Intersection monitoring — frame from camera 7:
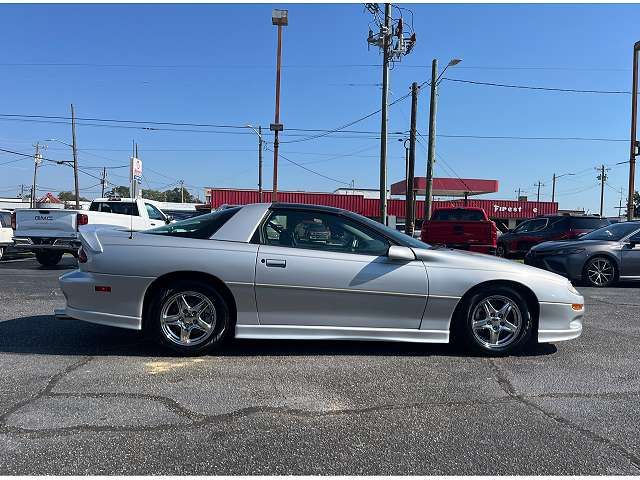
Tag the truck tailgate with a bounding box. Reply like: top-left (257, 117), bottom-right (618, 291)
top-left (424, 221), bottom-right (493, 246)
top-left (15, 209), bottom-right (79, 239)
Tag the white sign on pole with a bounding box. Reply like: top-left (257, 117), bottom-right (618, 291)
top-left (130, 157), bottom-right (143, 184)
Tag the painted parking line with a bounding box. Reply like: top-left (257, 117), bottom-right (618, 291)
top-left (0, 258), bottom-right (36, 263)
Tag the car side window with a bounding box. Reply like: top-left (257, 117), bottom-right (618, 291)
top-left (528, 219), bottom-right (548, 232)
top-left (628, 231), bottom-right (640, 242)
top-left (514, 221), bottom-right (531, 233)
top-left (145, 203), bottom-right (165, 221)
top-left (261, 209), bottom-right (390, 256)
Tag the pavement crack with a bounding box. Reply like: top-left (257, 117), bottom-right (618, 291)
top-left (0, 395), bottom-right (515, 437)
top-left (0, 355), bottom-right (93, 424)
top-left (487, 358), bottom-right (640, 471)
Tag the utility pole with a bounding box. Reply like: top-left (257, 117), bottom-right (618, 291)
top-left (534, 181), bottom-right (545, 203)
top-left (101, 167), bottom-right (107, 197)
top-left (31, 143), bottom-right (42, 208)
top-left (71, 104), bottom-right (80, 209)
top-left (424, 59), bottom-right (438, 222)
top-left (597, 164), bottom-right (610, 217)
top-left (628, 41), bottom-right (640, 220)
top-left (406, 81), bottom-right (418, 236)
top-left (378, 3), bottom-right (391, 225)
top-left (365, 3), bottom-right (417, 224)
top-left (515, 188), bottom-right (522, 200)
top-left (551, 174), bottom-right (557, 204)
top-left (270, 9), bottom-right (287, 203)
top-left (179, 180), bottom-right (185, 203)
top-left (258, 126), bottom-right (263, 202)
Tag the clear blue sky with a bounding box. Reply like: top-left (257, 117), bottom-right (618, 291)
top-left (0, 3), bottom-right (638, 215)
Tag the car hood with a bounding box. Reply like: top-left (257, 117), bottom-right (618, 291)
top-left (531, 239), bottom-right (614, 252)
top-left (412, 246), bottom-right (570, 286)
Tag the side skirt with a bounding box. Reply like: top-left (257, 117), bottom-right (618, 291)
top-left (235, 324), bottom-right (449, 343)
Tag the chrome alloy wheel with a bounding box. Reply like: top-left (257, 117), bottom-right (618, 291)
top-left (160, 291), bottom-right (217, 346)
top-left (471, 295), bottom-right (522, 349)
top-left (586, 258), bottom-right (615, 287)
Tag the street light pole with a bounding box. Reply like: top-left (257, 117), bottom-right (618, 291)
top-left (628, 40), bottom-right (640, 221)
top-left (271, 9), bottom-right (288, 203)
top-left (551, 172), bottom-right (574, 204)
top-left (31, 143), bottom-right (41, 208)
top-left (424, 58), bottom-right (461, 222)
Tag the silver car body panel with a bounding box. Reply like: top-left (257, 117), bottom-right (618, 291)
top-left (59, 203), bottom-right (584, 345)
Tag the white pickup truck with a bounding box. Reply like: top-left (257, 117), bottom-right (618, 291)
top-left (12, 197), bottom-right (172, 266)
top-left (0, 210), bottom-right (14, 260)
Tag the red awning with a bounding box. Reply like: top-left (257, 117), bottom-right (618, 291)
top-left (390, 177), bottom-right (499, 197)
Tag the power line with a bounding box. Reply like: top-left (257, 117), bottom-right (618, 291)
top-left (443, 77), bottom-right (632, 95)
top-left (264, 145), bottom-right (350, 185)
top-left (436, 133), bottom-right (627, 143)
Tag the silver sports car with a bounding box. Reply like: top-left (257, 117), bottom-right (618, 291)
top-left (58, 203), bottom-right (584, 356)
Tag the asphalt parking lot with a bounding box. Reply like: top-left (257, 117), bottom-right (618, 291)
top-left (0, 255), bottom-right (639, 475)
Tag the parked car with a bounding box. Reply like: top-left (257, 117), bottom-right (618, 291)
top-left (525, 221), bottom-right (640, 287)
top-left (497, 215), bottom-right (610, 259)
top-left (12, 197), bottom-right (171, 266)
top-left (420, 207), bottom-right (497, 254)
top-left (0, 209), bottom-right (13, 260)
top-left (57, 202), bottom-right (583, 356)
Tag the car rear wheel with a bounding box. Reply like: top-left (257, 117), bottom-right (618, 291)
top-left (148, 280), bottom-right (231, 355)
top-left (495, 243), bottom-right (507, 258)
top-left (0, 247), bottom-right (4, 260)
top-left (35, 251), bottom-right (63, 267)
top-left (458, 285), bottom-right (532, 355)
top-left (583, 256), bottom-right (616, 287)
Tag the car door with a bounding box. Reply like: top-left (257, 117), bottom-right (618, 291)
top-left (620, 230), bottom-right (640, 278)
top-left (515, 218), bottom-right (549, 253)
top-left (254, 208), bottom-right (428, 329)
top-left (144, 203), bottom-right (166, 228)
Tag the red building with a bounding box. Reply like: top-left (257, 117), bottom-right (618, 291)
top-left (206, 176), bottom-right (557, 230)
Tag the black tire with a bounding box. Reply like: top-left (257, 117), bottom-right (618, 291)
top-left (495, 243), bottom-right (507, 258)
top-left (0, 247), bottom-right (4, 261)
top-left (457, 285), bottom-right (533, 356)
top-left (582, 256), bottom-right (617, 288)
top-left (35, 250), bottom-right (64, 267)
top-left (147, 280), bottom-right (231, 356)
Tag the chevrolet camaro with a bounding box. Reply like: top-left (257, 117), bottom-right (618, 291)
top-left (58, 203), bottom-right (584, 356)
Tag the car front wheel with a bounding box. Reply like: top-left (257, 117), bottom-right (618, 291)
top-left (583, 256), bottom-right (616, 287)
top-left (459, 285), bottom-right (532, 355)
top-left (148, 280), bottom-right (231, 355)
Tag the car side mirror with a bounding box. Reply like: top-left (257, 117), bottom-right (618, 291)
top-left (165, 215), bottom-right (173, 224)
top-left (387, 245), bottom-right (415, 261)
top-left (627, 241), bottom-right (637, 249)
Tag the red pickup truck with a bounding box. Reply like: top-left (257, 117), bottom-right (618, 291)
top-left (420, 207), bottom-right (497, 254)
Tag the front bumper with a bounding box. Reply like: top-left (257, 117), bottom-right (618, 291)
top-left (524, 250), bottom-right (585, 281)
top-left (58, 269), bottom-right (153, 330)
top-left (537, 301), bottom-right (583, 343)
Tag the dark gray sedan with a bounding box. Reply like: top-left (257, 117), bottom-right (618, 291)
top-left (525, 221), bottom-right (640, 287)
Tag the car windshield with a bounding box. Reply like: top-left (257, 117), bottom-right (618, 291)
top-left (581, 222), bottom-right (640, 241)
top-left (346, 212), bottom-right (431, 249)
top-left (145, 207), bottom-right (240, 239)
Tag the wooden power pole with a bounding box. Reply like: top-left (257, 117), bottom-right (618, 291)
top-left (71, 104), bottom-right (80, 209)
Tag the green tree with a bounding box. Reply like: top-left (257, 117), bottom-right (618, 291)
top-left (141, 189), bottom-right (165, 201)
top-left (58, 191), bottom-right (89, 202)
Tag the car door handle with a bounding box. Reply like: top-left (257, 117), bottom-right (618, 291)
top-left (264, 258), bottom-right (286, 268)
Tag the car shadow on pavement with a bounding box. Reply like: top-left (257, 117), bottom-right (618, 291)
top-left (0, 315), bottom-right (557, 358)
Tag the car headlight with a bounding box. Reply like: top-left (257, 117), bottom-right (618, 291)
top-left (567, 283), bottom-right (580, 296)
top-left (554, 247), bottom-right (586, 255)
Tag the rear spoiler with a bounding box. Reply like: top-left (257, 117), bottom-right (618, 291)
top-left (77, 225), bottom-right (105, 253)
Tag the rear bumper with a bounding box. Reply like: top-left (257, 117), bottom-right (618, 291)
top-left (58, 269), bottom-right (152, 330)
top-left (13, 237), bottom-right (80, 253)
top-left (537, 301), bottom-right (583, 343)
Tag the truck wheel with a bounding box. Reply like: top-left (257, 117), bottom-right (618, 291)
top-left (35, 251), bottom-right (64, 267)
top-left (0, 247), bottom-right (3, 261)
top-left (496, 243), bottom-right (507, 258)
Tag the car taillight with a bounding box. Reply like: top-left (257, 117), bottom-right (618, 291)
top-left (76, 213), bottom-right (89, 231)
top-left (10, 211), bottom-right (16, 230)
top-left (78, 246), bottom-right (88, 263)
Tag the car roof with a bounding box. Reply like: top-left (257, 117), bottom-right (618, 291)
top-left (270, 202), bottom-right (347, 215)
